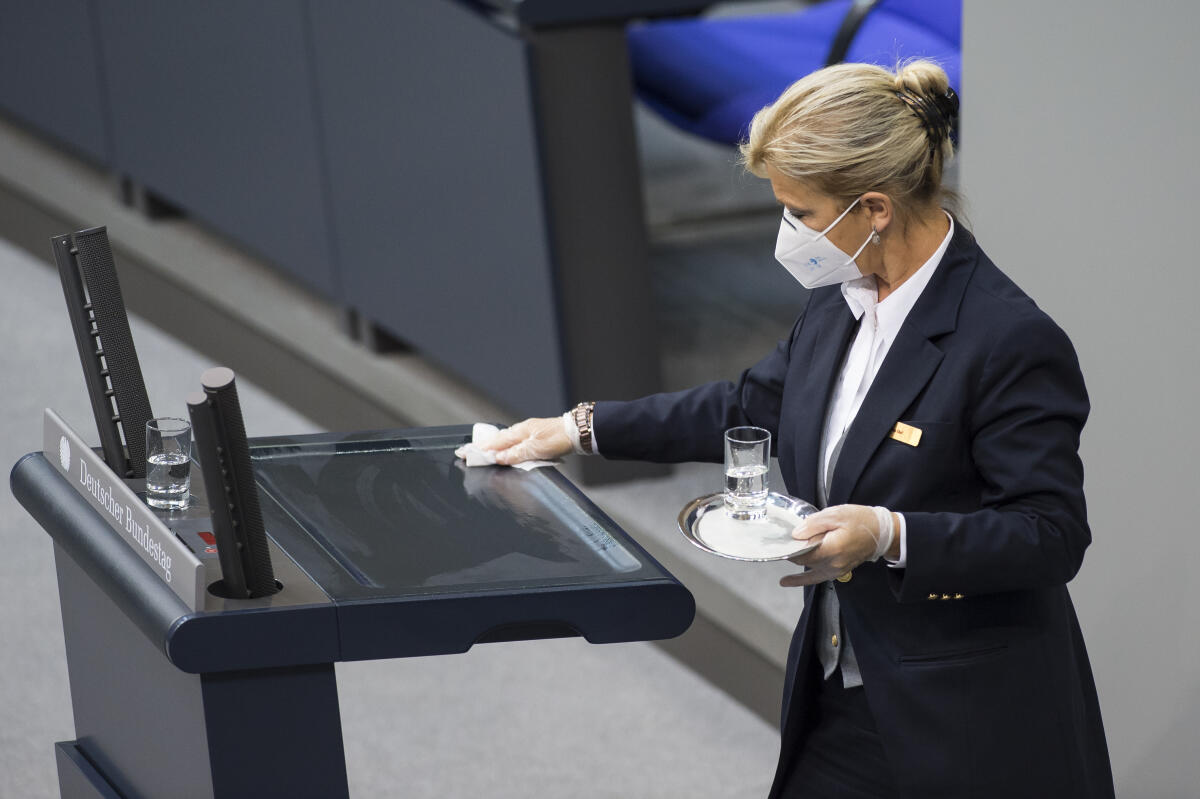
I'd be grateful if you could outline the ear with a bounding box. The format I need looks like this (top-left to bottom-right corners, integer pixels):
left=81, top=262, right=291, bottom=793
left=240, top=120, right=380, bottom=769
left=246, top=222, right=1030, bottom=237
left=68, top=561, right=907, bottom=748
left=860, top=192, right=893, bottom=234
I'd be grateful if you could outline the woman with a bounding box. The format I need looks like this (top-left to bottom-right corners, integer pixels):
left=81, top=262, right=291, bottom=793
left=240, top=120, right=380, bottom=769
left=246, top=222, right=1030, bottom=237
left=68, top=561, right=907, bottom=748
left=482, top=61, right=1114, bottom=798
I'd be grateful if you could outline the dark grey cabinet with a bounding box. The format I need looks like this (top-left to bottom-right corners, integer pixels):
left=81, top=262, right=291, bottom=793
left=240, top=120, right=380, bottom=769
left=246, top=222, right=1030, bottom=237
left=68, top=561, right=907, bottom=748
left=94, top=1, right=339, bottom=297
left=308, top=0, right=567, bottom=414
left=0, top=0, right=686, bottom=424
left=0, top=0, right=111, bottom=165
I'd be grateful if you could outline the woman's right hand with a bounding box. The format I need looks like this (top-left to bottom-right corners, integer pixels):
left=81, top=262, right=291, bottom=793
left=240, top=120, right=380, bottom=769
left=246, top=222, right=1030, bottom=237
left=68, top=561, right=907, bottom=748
left=481, top=417, right=573, bottom=465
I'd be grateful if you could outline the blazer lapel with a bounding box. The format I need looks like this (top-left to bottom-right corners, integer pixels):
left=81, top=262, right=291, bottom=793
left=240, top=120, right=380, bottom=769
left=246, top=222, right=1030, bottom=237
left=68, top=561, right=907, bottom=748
left=827, top=224, right=978, bottom=506
left=788, top=299, right=857, bottom=506
left=827, top=332, right=943, bottom=506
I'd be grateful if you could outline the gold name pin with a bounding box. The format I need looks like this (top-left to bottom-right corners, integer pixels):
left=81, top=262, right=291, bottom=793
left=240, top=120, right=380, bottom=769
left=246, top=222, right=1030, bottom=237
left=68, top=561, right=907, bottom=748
left=890, top=422, right=922, bottom=447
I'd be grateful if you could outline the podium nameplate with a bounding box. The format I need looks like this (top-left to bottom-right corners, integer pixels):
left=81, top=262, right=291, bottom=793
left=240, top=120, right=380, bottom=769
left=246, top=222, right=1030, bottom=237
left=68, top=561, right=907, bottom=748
left=43, top=408, right=205, bottom=610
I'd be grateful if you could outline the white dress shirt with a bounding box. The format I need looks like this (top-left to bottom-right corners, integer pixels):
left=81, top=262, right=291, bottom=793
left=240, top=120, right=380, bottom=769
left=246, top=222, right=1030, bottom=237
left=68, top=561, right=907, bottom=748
left=821, top=212, right=954, bottom=566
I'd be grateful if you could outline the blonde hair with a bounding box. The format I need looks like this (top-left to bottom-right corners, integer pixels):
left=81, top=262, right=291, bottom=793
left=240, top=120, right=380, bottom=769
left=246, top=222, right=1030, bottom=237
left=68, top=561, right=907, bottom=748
left=740, top=60, right=957, bottom=223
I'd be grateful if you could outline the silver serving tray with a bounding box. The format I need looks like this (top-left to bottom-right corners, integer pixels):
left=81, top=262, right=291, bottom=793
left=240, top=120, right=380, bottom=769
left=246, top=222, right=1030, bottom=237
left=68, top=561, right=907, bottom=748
left=677, top=492, right=821, bottom=562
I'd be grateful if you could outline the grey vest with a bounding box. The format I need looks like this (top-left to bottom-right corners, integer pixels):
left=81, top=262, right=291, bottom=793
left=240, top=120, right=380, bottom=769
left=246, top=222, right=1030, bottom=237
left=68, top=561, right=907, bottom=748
left=815, top=408, right=863, bottom=689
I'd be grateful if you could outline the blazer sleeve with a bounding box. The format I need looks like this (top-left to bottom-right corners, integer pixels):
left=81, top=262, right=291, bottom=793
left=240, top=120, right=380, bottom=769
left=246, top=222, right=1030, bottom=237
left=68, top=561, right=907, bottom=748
left=892, top=312, right=1092, bottom=601
left=592, top=311, right=807, bottom=464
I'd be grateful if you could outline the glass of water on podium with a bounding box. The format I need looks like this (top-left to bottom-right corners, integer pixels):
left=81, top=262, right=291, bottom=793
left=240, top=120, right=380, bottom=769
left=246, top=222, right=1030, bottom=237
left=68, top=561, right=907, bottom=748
left=724, top=426, right=770, bottom=520
left=146, top=417, right=191, bottom=510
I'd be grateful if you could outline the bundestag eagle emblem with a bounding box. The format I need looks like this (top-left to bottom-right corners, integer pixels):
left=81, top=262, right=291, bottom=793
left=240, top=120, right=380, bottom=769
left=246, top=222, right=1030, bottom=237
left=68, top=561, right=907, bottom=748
left=59, top=436, right=70, bottom=472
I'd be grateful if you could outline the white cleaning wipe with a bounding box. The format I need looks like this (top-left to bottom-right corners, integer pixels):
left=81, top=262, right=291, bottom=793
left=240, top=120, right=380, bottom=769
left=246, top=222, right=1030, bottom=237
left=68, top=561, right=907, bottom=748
left=453, top=423, right=559, bottom=471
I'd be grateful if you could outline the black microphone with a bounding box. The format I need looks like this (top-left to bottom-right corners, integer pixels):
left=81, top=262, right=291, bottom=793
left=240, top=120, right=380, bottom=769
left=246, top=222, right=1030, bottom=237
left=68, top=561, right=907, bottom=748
left=52, top=227, right=154, bottom=478
left=187, top=367, right=278, bottom=598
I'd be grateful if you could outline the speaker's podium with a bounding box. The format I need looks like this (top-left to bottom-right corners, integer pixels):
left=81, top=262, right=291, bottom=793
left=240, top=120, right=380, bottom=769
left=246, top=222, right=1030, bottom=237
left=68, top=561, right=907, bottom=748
left=12, top=411, right=695, bottom=799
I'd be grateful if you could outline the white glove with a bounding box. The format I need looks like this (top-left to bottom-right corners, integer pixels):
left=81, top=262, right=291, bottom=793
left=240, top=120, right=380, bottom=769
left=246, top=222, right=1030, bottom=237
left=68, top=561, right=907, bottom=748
left=779, top=504, right=896, bottom=587
left=479, top=417, right=573, bottom=466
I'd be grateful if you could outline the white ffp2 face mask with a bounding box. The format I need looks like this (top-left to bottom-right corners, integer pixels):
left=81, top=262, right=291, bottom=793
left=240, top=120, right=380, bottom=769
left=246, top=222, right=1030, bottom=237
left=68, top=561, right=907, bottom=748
left=774, top=198, right=873, bottom=289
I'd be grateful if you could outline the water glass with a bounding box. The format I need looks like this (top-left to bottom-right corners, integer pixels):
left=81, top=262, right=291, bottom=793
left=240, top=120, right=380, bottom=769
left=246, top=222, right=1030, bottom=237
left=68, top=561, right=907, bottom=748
left=146, top=417, right=191, bottom=510
left=724, top=426, right=770, bottom=520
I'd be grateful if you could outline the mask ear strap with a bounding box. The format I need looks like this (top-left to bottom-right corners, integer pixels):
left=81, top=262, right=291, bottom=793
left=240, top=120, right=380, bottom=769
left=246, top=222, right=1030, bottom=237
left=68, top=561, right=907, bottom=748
left=820, top=197, right=861, bottom=237
left=849, top=225, right=876, bottom=261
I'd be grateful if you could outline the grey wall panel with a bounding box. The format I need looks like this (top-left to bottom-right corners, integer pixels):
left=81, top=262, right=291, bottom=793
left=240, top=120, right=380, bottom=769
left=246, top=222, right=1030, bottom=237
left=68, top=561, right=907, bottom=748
left=308, top=0, right=566, bottom=416
left=0, top=0, right=111, bottom=164
left=94, top=1, right=338, bottom=298
left=960, top=2, right=1200, bottom=794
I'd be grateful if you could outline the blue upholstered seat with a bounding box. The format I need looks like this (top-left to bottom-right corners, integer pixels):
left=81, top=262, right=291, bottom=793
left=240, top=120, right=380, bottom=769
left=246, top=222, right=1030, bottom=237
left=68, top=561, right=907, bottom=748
left=628, top=0, right=961, bottom=145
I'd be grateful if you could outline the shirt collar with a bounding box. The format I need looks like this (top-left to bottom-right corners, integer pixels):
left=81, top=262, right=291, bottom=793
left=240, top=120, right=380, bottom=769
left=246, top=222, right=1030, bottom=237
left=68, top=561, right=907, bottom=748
left=840, top=212, right=955, bottom=340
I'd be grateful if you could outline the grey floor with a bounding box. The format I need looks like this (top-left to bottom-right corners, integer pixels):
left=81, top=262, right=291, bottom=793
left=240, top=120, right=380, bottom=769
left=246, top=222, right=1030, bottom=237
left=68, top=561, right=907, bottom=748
left=0, top=236, right=781, bottom=798
left=636, top=104, right=807, bottom=393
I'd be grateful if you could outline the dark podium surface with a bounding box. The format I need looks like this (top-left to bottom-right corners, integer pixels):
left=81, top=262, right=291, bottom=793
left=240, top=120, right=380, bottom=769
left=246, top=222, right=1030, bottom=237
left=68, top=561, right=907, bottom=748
left=12, top=423, right=693, bottom=798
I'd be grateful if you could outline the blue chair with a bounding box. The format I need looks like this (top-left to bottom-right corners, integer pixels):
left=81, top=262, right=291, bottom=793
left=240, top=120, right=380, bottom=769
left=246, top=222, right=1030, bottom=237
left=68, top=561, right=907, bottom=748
left=628, top=0, right=961, bottom=146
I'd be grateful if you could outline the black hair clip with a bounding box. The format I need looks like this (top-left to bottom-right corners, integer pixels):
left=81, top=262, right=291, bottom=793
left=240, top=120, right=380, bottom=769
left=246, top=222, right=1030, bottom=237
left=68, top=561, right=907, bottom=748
left=933, top=87, right=959, bottom=130
left=896, top=86, right=958, bottom=155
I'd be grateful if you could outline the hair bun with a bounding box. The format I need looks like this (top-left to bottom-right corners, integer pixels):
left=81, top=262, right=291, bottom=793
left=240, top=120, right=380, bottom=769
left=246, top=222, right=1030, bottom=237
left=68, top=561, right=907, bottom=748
left=893, top=60, right=950, bottom=97
left=894, top=60, right=958, bottom=148
left=740, top=60, right=958, bottom=212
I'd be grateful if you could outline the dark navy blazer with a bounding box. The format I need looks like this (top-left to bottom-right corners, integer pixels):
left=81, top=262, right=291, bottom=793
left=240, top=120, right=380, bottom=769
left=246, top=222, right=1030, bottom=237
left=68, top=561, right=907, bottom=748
left=594, top=223, right=1114, bottom=798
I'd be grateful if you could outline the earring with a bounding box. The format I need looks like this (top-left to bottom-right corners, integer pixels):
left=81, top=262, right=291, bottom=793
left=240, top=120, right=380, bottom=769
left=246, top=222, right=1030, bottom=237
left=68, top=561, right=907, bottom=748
left=871, top=227, right=881, bottom=246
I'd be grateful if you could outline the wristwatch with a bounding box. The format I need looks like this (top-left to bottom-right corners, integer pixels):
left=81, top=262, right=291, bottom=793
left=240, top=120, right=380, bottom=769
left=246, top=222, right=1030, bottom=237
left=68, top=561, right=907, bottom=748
left=572, top=401, right=595, bottom=455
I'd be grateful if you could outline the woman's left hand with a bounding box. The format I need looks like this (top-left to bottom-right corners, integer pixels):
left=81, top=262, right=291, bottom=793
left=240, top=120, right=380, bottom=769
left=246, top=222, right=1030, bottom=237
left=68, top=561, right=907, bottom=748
left=779, top=504, right=892, bottom=587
